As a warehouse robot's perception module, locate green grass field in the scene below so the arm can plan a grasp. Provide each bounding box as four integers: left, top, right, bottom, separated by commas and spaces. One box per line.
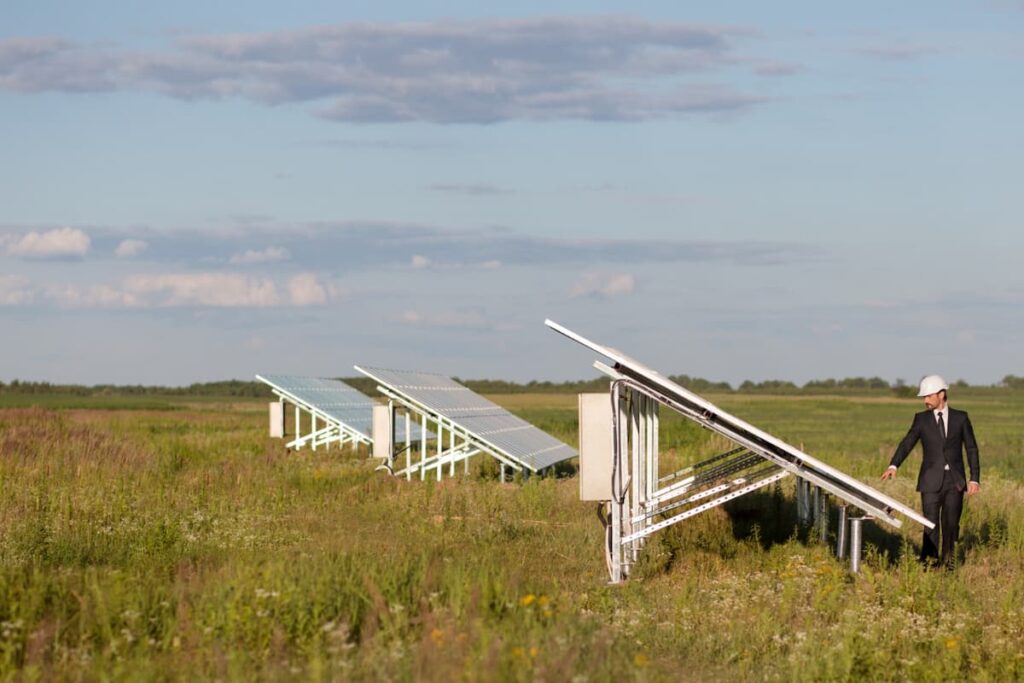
1, 392, 1022, 681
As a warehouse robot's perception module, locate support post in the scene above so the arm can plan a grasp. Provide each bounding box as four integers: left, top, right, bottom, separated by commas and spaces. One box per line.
849, 517, 865, 573
449, 423, 456, 478
796, 479, 808, 526
388, 400, 396, 466
436, 418, 443, 481
405, 411, 412, 481
817, 488, 829, 544
836, 505, 848, 559
420, 413, 427, 481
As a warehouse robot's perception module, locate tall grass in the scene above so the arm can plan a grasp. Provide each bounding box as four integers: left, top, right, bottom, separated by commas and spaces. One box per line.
0, 393, 1022, 681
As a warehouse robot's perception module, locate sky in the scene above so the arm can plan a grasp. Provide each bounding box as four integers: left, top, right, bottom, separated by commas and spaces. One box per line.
1, 1, 1022, 386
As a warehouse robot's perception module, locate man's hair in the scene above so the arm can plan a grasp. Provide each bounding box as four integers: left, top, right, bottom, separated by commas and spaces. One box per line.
939, 389, 948, 402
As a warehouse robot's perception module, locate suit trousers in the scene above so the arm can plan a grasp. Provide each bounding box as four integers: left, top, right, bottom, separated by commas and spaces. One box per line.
920, 470, 964, 565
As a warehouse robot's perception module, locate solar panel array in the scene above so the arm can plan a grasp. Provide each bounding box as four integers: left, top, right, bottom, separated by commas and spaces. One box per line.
258, 373, 427, 443
354, 366, 577, 472
544, 319, 932, 530
257, 374, 377, 437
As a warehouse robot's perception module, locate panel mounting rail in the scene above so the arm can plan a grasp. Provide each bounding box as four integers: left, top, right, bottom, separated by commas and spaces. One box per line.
545, 319, 932, 582
355, 365, 577, 482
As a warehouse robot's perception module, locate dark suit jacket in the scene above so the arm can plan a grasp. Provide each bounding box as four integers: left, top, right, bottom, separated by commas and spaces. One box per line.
889, 407, 980, 493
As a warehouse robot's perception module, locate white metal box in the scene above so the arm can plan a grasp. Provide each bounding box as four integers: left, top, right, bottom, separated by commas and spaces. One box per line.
268, 402, 284, 438
578, 393, 613, 501
372, 404, 391, 460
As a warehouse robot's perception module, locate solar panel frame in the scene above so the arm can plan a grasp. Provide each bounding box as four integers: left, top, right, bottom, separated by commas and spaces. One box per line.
257, 374, 376, 439
545, 319, 933, 530
354, 366, 577, 472
256, 374, 423, 443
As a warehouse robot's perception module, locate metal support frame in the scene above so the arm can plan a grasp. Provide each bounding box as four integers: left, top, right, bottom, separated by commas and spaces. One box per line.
547, 320, 934, 584
374, 385, 512, 481
594, 371, 896, 583
268, 388, 372, 452
849, 517, 867, 573
817, 488, 830, 544
603, 377, 790, 583
836, 505, 848, 559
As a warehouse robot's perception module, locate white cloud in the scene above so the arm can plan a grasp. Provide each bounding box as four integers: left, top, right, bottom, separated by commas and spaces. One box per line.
229, 246, 290, 265
0, 19, 766, 124
34, 271, 345, 309
123, 273, 281, 307
46, 284, 141, 308
570, 272, 636, 298
408, 254, 502, 270
114, 239, 148, 258
4, 227, 90, 259
287, 273, 329, 306
398, 308, 516, 331
0, 275, 34, 305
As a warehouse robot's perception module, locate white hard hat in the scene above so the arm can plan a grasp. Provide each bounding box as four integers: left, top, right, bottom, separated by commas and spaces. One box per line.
917, 374, 949, 397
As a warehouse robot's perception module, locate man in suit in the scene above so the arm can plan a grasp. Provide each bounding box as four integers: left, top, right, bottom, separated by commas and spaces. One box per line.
880, 375, 980, 567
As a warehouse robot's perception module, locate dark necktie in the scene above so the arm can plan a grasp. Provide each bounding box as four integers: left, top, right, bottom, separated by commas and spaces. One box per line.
937, 412, 946, 439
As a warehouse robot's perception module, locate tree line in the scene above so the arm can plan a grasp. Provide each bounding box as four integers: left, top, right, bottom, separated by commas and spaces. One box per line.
2, 375, 1024, 397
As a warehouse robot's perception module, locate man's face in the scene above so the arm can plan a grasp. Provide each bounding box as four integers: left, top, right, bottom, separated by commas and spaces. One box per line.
923, 391, 945, 411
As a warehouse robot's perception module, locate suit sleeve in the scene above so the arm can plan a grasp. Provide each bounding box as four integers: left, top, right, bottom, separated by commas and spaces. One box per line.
889, 415, 921, 469
963, 412, 980, 484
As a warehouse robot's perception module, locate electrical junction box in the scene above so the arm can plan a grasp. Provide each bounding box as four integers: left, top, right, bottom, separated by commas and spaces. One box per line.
372, 404, 391, 460
269, 402, 284, 438
578, 393, 613, 501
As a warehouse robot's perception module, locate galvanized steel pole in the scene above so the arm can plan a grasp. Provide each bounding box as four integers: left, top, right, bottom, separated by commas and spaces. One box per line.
849, 517, 864, 573
836, 505, 848, 559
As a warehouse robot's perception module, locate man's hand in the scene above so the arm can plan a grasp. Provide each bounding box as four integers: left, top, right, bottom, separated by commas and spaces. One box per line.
880, 467, 897, 481
967, 481, 980, 496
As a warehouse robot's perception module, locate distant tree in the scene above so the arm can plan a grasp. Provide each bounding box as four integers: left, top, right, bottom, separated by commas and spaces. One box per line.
1001, 375, 1024, 390
737, 379, 798, 394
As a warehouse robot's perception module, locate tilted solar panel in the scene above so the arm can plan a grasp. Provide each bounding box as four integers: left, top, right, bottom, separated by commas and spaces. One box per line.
257, 373, 424, 440
257, 374, 376, 437
354, 366, 577, 472
544, 320, 932, 530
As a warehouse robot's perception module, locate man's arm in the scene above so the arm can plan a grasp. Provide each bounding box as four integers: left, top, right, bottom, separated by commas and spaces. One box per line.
963, 412, 980, 495
881, 416, 920, 480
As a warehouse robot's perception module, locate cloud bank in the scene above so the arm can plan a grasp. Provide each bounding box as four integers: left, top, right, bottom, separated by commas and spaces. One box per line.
3, 227, 91, 259
570, 271, 636, 298
29, 272, 340, 309
0, 18, 776, 123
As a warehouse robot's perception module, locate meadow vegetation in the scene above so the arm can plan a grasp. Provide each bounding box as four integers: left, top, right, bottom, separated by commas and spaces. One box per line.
0, 391, 1022, 681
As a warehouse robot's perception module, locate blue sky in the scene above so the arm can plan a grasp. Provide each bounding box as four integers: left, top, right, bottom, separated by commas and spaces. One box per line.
1, 2, 1022, 386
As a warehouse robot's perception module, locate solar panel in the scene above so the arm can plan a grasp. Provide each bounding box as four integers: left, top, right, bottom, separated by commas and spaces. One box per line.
256, 374, 421, 450
354, 366, 577, 473
544, 320, 932, 530
258, 374, 377, 438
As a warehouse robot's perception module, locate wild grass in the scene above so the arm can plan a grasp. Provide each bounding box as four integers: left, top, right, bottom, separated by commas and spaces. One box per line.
0, 393, 1022, 681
